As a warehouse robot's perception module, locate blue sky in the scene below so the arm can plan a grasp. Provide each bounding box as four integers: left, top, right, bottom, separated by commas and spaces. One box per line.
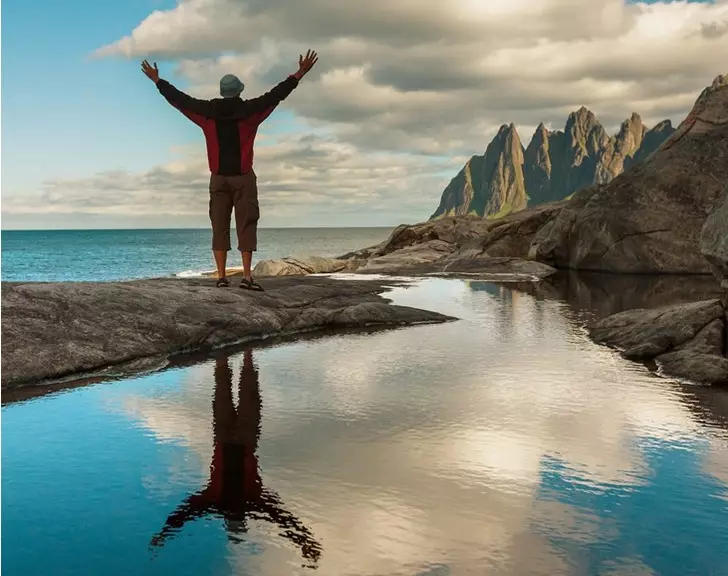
3, 0, 180, 188
1, 0, 725, 229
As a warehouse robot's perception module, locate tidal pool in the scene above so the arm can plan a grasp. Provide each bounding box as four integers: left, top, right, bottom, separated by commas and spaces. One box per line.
3, 278, 728, 575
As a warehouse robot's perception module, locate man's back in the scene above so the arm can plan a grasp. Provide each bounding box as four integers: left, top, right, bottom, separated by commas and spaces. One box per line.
156, 75, 299, 175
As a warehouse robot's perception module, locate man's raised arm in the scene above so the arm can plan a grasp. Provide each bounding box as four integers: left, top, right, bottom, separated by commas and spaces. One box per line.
141, 60, 212, 124
244, 49, 319, 119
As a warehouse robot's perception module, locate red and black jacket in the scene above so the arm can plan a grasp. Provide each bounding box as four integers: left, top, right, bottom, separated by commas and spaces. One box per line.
156, 76, 299, 175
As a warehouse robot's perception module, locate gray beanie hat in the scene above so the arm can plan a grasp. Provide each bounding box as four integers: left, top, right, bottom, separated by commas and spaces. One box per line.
220, 74, 245, 98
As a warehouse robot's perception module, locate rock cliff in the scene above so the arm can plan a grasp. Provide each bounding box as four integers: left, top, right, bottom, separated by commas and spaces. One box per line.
535, 73, 728, 273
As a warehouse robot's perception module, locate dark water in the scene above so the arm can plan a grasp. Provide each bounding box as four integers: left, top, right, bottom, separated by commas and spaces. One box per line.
0, 227, 390, 282
3, 278, 728, 575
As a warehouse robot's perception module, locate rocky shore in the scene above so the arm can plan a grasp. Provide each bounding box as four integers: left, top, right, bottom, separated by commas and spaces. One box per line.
1, 276, 455, 392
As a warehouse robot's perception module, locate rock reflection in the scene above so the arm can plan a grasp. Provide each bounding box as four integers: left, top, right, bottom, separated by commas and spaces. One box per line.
508, 270, 723, 322
149, 349, 323, 567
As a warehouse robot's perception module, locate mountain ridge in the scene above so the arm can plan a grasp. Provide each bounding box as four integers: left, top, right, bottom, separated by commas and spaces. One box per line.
430, 110, 675, 220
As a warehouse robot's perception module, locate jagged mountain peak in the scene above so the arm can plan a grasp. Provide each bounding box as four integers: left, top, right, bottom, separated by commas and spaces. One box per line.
430, 109, 677, 220
710, 73, 727, 90
652, 119, 673, 131
567, 106, 597, 125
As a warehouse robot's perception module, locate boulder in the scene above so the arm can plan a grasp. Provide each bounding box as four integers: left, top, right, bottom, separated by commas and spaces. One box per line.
588, 299, 727, 385
589, 299, 724, 360
252, 256, 349, 277
655, 352, 728, 387
535, 73, 728, 273
352, 202, 566, 269
356, 240, 457, 273
366, 217, 493, 258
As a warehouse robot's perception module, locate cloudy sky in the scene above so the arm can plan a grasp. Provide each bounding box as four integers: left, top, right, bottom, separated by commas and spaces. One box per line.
2, 0, 727, 229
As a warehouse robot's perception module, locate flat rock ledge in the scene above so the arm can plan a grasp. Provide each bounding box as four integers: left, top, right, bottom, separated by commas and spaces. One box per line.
1, 276, 455, 390
201, 256, 352, 278
244, 252, 557, 283
589, 299, 728, 386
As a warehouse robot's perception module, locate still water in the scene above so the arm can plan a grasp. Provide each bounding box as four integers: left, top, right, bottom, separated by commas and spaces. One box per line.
3, 278, 728, 575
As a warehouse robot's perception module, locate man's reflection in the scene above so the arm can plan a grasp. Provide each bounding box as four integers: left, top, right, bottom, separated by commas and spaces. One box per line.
150, 349, 322, 566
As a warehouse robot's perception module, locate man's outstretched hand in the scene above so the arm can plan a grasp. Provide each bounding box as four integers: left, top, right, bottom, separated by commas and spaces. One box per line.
294, 50, 318, 80
141, 60, 160, 83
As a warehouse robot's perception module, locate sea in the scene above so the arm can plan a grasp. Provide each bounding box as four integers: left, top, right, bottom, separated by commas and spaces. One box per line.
2, 228, 728, 576
0, 227, 392, 282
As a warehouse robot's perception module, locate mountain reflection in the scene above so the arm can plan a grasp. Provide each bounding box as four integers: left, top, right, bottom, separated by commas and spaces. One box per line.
150, 349, 323, 567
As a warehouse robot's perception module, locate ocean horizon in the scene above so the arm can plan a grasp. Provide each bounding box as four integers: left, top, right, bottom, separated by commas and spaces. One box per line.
0, 227, 393, 283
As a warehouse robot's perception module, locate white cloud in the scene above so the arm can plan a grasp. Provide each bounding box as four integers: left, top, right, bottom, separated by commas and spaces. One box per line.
4, 135, 462, 227
12, 0, 727, 226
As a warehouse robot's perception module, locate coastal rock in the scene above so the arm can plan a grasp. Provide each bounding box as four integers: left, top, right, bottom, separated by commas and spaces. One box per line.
475, 201, 566, 258
254, 205, 565, 280
252, 256, 350, 277
440, 257, 557, 280
701, 184, 728, 283
361, 202, 566, 268
535, 73, 728, 273
655, 352, 728, 386
1, 277, 455, 389
588, 299, 727, 385
356, 240, 457, 273
589, 299, 724, 360
431, 109, 674, 219
368, 217, 493, 258
201, 257, 350, 278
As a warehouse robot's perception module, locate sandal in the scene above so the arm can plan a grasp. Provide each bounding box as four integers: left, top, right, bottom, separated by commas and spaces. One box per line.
216, 277, 230, 288
239, 277, 264, 291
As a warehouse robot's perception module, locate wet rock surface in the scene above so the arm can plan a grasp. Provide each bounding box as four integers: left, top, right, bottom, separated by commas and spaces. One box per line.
589, 299, 727, 385
1, 276, 455, 390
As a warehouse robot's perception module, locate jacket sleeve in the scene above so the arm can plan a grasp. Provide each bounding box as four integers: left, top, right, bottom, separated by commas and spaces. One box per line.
156, 79, 213, 126
244, 75, 300, 123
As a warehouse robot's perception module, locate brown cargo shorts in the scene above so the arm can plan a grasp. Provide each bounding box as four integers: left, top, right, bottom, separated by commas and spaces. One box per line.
209, 171, 260, 252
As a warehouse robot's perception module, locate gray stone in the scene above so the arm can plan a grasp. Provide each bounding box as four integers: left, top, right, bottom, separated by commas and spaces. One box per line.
356, 240, 457, 273
673, 318, 724, 355
701, 184, 728, 283
440, 257, 557, 280
1, 277, 455, 390
655, 351, 728, 386
366, 217, 493, 259
589, 299, 724, 359
252, 256, 349, 277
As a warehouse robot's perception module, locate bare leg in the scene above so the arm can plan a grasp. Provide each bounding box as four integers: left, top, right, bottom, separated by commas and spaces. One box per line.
214, 250, 228, 279
241, 250, 253, 281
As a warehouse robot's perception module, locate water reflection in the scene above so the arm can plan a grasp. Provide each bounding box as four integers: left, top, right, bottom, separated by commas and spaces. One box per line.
3, 278, 728, 576
150, 350, 322, 567
508, 271, 723, 322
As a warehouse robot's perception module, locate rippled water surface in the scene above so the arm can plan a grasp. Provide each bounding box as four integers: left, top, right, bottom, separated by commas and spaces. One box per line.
3, 279, 728, 575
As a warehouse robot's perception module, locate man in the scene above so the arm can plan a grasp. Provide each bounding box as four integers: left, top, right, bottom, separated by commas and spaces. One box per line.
150, 350, 322, 567
141, 50, 319, 290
